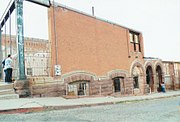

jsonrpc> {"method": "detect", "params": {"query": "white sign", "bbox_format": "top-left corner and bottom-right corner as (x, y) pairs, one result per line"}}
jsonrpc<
(54, 65), (61, 76)
(27, 0), (50, 7)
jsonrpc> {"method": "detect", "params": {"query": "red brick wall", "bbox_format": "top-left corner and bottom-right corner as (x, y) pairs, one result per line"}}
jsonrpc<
(48, 6), (144, 77)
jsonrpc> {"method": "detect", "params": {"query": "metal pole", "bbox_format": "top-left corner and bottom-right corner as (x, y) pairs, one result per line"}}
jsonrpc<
(0, 28), (2, 79)
(53, 0), (58, 65)
(16, 0), (26, 80)
(4, 19), (7, 57)
(9, 10), (12, 55)
(92, 6), (94, 16)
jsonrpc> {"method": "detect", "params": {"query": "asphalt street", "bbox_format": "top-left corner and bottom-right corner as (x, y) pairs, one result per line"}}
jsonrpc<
(0, 96), (180, 122)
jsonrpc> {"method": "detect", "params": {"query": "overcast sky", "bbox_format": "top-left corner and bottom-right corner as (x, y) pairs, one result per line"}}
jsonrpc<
(0, 0), (180, 61)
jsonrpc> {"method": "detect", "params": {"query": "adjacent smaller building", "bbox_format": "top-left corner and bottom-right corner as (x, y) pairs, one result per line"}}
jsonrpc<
(0, 35), (51, 78)
(163, 61), (180, 90)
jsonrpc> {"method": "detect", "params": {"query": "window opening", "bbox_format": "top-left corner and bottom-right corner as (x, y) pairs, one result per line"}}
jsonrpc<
(129, 31), (141, 52)
(133, 76), (139, 88)
(113, 77), (125, 93)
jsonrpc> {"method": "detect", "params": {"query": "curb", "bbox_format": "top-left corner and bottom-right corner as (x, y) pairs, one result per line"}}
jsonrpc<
(0, 102), (114, 114)
(0, 94), (180, 114)
(0, 107), (44, 114)
(114, 94), (180, 104)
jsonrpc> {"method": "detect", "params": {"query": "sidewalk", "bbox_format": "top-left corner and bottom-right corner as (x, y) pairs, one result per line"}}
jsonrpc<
(0, 91), (180, 114)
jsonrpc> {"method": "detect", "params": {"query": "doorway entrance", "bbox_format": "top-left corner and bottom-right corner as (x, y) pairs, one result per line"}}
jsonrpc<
(113, 77), (125, 93)
(146, 66), (154, 92)
(156, 65), (162, 92)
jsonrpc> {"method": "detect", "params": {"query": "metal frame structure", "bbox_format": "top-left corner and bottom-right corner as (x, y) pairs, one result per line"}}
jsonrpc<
(0, 30), (2, 79)
(0, 0), (50, 80)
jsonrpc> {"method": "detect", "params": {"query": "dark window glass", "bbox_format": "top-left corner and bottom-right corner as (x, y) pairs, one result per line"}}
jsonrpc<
(113, 78), (120, 92)
(78, 82), (86, 96)
(133, 76), (139, 88)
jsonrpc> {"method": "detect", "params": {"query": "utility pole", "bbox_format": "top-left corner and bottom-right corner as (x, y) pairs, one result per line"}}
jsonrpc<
(53, 0), (58, 65)
(0, 28), (2, 80)
(16, 0), (26, 80)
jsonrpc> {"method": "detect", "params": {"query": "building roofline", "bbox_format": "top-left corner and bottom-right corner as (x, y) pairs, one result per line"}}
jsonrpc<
(162, 60), (180, 63)
(144, 57), (180, 63)
(53, 2), (142, 34)
(143, 57), (161, 60)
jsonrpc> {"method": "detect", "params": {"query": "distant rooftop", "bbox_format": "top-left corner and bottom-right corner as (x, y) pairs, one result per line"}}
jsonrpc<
(143, 57), (161, 60)
(163, 60), (180, 63)
(1, 34), (48, 42)
(144, 57), (180, 63)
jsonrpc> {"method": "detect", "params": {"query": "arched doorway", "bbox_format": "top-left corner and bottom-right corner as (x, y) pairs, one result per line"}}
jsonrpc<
(130, 60), (145, 95)
(156, 65), (162, 92)
(146, 66), (154, 92)
(132, 66), (144, 95)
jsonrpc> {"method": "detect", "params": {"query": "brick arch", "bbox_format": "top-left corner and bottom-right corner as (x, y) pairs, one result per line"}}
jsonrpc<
(130, 60), (145, 76)
(154, 60), (164, 74)
(144, 61), (154, 70)
(107, 69), (129, 79)
(144, 61), (154, 78)
(61, 70), (97, 83)
(154, 60), (164, 92)
(144, 61), (155, 92)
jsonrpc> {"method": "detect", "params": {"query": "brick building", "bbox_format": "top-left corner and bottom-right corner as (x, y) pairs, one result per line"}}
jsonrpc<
(1, 35), (51, 78)
(47, 3), (178, 98)
(1, 3), (180, 98)
(163, 61), (180, 90)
